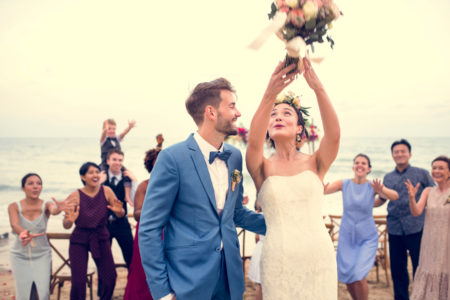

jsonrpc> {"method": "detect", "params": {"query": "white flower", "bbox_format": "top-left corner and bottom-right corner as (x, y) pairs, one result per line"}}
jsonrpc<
(286, 0), (299, 8)
(302, 0), (319, 21)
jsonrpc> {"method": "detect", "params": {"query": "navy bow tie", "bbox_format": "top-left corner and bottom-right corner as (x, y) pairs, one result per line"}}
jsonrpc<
(209, 150), (232, 164)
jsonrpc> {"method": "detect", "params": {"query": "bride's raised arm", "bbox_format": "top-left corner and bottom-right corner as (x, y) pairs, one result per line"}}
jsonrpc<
(246, 62), (297, 190)
(303, 58), (340, 179)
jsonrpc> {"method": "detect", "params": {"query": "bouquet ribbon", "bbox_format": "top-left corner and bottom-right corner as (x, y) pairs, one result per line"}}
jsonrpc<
(249, 11), (324, 71)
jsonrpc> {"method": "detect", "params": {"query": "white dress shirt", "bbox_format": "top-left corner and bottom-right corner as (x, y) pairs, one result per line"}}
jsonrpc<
(194, 132), (229, 215)
(108, 170), (122, 184)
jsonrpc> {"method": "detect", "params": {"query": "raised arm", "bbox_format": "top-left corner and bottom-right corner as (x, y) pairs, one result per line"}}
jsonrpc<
(100, 120), (108, 144)
(246, 62), (297, 190)
(324, 179), (343, 195)
(118, 120), (136, 140)
(405, 180), (430, 216)
(46, 197), (69, 216)
(303, 58), (340, 179)
(370, 179), (399, 200)
(63, 191), (80, 229)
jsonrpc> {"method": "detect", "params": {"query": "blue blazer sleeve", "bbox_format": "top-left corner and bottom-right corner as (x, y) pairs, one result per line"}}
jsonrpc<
(233, 176), (266, 235)
(138, 149), (179, 299)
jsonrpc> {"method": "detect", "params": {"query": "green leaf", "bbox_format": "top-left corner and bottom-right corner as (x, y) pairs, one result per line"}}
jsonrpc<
(326, 35), (335, 49)
(305, 18), (316, 30)
(268, 2), (277, 19)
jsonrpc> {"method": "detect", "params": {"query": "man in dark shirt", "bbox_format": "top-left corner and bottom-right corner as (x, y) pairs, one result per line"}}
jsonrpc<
(103, 148), (135, 267)
(377, 139), (434, 300)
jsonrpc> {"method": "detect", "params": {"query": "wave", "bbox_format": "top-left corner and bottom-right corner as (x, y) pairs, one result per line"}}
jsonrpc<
(0, 185), (18, 192)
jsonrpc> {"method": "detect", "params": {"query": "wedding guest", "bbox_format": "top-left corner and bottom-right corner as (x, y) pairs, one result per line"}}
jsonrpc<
(103, 149), (136, 269)
(98, 149), (136, 297)
(376, 139), (434, 300)
(8, 173), (66, 300)
(63, 162), (124, 300)
(325, 154), (398, 300)
(406, 155), (450, 300)
(99, 118), (135, 212)
(99, 118), (136, 169)
(124, 147), (162, 300)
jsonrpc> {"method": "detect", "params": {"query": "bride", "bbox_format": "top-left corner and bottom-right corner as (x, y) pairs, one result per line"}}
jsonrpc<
(246, 58), (340, 299)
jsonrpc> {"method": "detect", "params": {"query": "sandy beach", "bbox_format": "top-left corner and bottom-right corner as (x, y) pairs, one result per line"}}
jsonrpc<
(0, 257), (399, 300)
(0, 216), (411, 299)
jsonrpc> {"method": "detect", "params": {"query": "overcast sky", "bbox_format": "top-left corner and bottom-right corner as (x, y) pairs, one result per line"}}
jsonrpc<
(1, 0), (449, 141)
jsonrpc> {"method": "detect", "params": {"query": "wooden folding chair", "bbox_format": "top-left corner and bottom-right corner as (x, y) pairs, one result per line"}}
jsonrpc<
(373, 217), (390, 286)
(47, 233), (95, 300)
(328, 214), (342, 250)
(325, 223), (335, 239)
(237, 228), (252, 272)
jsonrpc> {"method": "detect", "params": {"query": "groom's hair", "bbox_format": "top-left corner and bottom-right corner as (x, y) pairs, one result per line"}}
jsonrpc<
(186, 78), (235, 125)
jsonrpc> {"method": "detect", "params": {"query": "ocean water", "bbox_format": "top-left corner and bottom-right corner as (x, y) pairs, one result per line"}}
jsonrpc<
(0, 136), (448, 263)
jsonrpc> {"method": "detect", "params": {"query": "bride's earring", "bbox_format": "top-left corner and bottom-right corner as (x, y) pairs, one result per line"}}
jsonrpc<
(296, 134), (303, 150)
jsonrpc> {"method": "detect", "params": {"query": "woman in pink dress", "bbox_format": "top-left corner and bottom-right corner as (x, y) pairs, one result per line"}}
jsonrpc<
(406, 155), (450, 299)
(124, 147), (161, 300)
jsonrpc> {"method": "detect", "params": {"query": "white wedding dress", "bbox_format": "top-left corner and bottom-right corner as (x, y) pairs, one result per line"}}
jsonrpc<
(258, 170), (337, 299)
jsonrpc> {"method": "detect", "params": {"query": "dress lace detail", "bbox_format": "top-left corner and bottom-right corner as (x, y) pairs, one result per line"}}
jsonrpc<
(411, 187), (450, 300)
(258, 171), (337, 299)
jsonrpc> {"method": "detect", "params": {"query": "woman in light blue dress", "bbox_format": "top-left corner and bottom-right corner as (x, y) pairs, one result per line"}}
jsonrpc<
(8, 173), (66, 300)
(325, 154), (399, 300)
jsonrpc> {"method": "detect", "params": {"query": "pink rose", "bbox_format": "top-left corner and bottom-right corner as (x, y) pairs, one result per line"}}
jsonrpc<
(289, 9), (305, 27)
(276, 0), (287, 9)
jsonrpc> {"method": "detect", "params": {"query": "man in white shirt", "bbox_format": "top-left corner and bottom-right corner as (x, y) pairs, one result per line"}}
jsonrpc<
(139, 78), (266, 300)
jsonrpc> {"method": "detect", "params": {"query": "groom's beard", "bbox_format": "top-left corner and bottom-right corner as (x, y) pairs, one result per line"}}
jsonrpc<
(216, 114), (238, 136)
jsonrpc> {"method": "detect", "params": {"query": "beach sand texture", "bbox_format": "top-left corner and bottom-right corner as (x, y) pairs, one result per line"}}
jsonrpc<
(0, 258), (407, 299)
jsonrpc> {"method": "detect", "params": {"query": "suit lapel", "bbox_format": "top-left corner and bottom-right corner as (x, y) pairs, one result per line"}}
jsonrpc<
(186, 135), (219, 216)
(222, 144), (235, 216)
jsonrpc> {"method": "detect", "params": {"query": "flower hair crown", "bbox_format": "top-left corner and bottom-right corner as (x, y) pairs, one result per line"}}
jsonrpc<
(275, 91), (310, 122)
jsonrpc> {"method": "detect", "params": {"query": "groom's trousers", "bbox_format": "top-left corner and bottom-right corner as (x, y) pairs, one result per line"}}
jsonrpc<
(212, 250), (231, 300)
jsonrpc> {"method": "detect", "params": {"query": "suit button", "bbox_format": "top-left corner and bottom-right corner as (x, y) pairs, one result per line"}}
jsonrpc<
(216, 247), (220, 252)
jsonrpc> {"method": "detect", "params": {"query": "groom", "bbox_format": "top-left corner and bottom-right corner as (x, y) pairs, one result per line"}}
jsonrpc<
(139, 78), (266, 300)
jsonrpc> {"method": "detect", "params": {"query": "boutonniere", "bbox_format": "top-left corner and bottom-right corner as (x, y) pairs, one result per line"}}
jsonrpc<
(231, 170), (242, 192)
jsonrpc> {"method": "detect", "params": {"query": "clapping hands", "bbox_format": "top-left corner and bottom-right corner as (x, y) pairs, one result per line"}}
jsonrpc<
(62, 194), (80, 225)
(63, 203), (80, 224)
(108, 197), (125, 217)
(370, 179), (385, 194)
(404, 179), (420, 199)
(19, 230), (45, 247)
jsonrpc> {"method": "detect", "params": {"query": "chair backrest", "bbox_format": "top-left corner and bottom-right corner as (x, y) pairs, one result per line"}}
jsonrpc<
(374, 218), (388, 251)
(325, 223), (334, 237)
(328, 214), (342, 242)
(47, 233), (72, 279)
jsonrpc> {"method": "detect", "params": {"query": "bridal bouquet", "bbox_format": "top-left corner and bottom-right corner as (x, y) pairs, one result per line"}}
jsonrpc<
(250, 0), (342, 73)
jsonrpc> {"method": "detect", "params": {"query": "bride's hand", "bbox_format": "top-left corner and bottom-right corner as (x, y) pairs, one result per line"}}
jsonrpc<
(303, 56), (324, 92)
(263, 61), (299, 101)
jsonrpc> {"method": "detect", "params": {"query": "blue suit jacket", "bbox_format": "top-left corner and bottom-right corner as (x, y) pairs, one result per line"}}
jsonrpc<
(138, 134), (266, 300)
